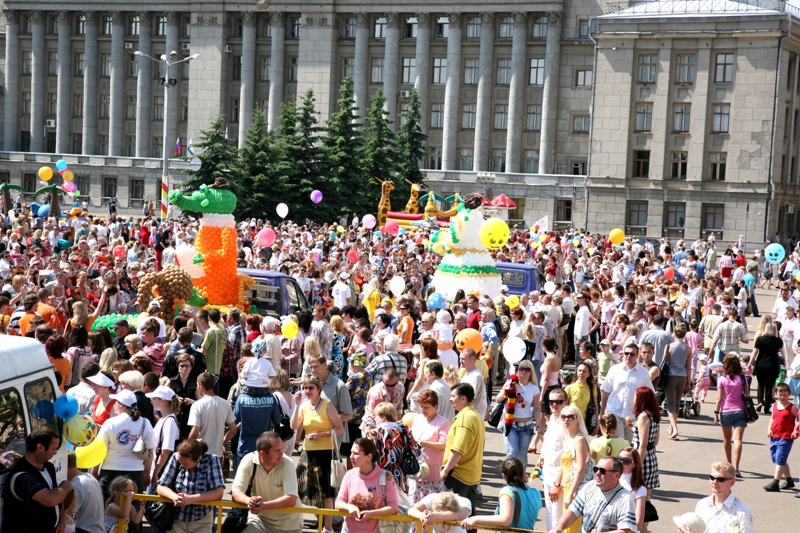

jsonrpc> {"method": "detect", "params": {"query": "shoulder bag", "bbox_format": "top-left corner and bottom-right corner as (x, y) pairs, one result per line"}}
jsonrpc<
(221, 455), (258, 533)
(132, 418), (151, 460)
(330, 430), (347, 488)
(378, 470), (413, 533)
(488, 400), (504, 429)
(399, 425), (420, 477)
(585, 385), (598, 434)
(658, 345), (672, 390)
(144, 459), (176, 530)
(741, 377), (759, 423)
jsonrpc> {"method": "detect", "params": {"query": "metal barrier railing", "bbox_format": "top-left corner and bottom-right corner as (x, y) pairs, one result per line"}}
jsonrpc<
(118, 493), (546, 533)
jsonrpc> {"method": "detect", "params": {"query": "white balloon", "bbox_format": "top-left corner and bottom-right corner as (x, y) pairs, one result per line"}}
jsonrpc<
(389, 276), (406, 298)
(276, 203), (289, 219)
(544, 281), (556, 295)
(503, 337), (526, 364)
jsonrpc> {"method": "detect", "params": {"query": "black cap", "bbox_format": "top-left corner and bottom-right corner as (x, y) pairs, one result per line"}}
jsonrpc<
(113, 319), (129, 329)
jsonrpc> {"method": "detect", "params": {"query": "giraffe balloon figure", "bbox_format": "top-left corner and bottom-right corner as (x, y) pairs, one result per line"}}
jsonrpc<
(404, 180), (426, 214)
(374, 177), (395, 227)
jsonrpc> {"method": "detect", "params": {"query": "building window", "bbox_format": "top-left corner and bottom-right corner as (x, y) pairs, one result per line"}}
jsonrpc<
(573, 115), (590, 133)
(665, 203), (686, 229)
(374, 17), (387, 38)
(21, 132), (30, 152)
(579, 19), (589, 38)
(715, 53), (734, 83)
(462, 104), (476, 129)
(572, 162), (587, 175)
(507, 197), (526, 220)
(48, 15), (58, 35)
(129, 15), (140, 36)
(467, 17), (482, 38)
(556, 199), (572, 221)
(291, 17), (301, 39)
(126, 136), (135, 156)
(530, 58), (545, 86)
(99, 53), (111, 77)
(232, 98), (240, 123)
(182, 97), (189, 121)
(532, 17), (547, 38)
(402, 58), (416, 84)
(22, 92), (31, 115)
(128, 54), (137, 77)
(154, 96), (164, 120)
(460, 148), (474, 170)
(433, 58), (447, 84)
(157, 16), (167, 36)
(497, 59), (511, 85)
(633, 150), (650, 178)
(431, 104), (444, 128)
(184, 17), (192, 37)
(405, 17), (418, 38)
(127, 96), (137, 119)
(343, 18), (357, 38)
(627, 201), (648, 229)
(524, 150), (540, 173)
(464, 59), (479, 85)
(74, 94), (83, 117)
(77, 15), (86, 35)
(232, 55), (242, 80)
(676, 54), (695, 84)
(492, 149), (506, 172)
(671, 151), (688, 179)
(712, 104), (730, 133)
(435, 17), (449, 39)
(639, 55), (657, 83)
(258, 99), (268, 120)
(75, 53), (85, 76)
(702, 204), (724, 231)
(48, 93), (57, 116)
(399, 103), (409, 126)
(708, 152), (727, 181)
(371, 58), (385, 83)
(48, 52), (58, 76)
(103, 16), (112, 35)
(22, 51), (32, 74)
(429, 147), (442, 169)
(635, 103), (653, 132)
(72, 134), (82, 154)
(576, 70), (593, 88)
(261, 56), (271, 81)
(23, 173), (37, 192)
(495, 105), (509, 130)
(499, 17), (513, 38)
(673, 103), (691, 132)
(100, 95), (110, 118)
(103, 176), (117, 199)
(152, 137), (163, 158)
(130, 178), (145, 199)
(342, 57), (354, 79)
(289, 57), (298, 82)
(0, 172), (9, 185)
(99, 135), (109, 155)
(527, 105), (542, 131)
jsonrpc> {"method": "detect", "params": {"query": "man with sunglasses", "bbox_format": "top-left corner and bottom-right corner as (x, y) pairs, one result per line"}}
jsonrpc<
(599, 343), (654, 441)
(549, 456), (635, 533)
(694, 460), (754, 533)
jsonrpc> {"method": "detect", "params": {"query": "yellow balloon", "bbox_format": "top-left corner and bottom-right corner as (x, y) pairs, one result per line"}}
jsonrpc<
(479, 218), (510, 250)
(506, 295), (520, 308)
(38, 166), (53, 181)
(432, 242), (446, 255)
(281, 320), (299, 339)
(609, 228), (625, 245)
(337, 225), (345, 233)
(63, 170), (74, 182)
(74, 438), (108, 469)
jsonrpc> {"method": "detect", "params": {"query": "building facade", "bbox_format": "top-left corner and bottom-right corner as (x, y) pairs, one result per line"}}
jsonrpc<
(0, 0), (797, 244)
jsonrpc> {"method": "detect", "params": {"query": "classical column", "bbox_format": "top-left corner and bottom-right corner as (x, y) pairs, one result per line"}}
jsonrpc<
(505, 12), (527, 173)
(414, 13), (431, 133)
(238, 12), (257, 146)
(267, 12), (285, 131)
(353, 13), (370, 120)
(30, 11), (45, 152)
(56, 11), (73, 153)
(165, 12), (180, 154)
(82, 12), (99, 155)
(474, 13), (495, 171)
(135, 12), (152, 157)
(383, 13), (400, 129)
(442, 13), (462, 171)
(109, 12), (125, 156)
(3, 9), (20, 151)
(538, 11), (561, 174)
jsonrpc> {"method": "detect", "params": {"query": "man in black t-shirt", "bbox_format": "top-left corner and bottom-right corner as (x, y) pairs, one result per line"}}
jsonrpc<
(2, 427), (72, 533)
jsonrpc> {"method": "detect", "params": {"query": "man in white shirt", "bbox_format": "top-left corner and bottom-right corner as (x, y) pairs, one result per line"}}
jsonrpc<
(599, 343), (655, 441)
(331, 272), (352, 309)
(572, 294), (593, 362)
(67, 451), (104, 533)
(458, 348), (487, 418)
(772, 287), (797, 321)
(695, 461), (754, 533)
(188, 372), (237, 458)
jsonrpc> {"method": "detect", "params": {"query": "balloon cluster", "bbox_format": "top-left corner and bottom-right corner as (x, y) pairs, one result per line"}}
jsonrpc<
(92, 312), (149, 331)
(137, 265), (194, 321)
(34, 397), (107, 468)
(194, 226), (242, 305)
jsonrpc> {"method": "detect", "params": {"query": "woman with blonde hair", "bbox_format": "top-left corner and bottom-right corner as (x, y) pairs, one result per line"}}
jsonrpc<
(362, 277), (382, 322)
(553, 404), (591, 533)
(408, 491), (470, 533)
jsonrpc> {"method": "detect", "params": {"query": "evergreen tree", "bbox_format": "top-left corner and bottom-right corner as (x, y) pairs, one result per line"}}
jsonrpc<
(179, 115), (244, 198)
(395, 87), (428, 193)
(362, 90), (397, 193)
(237, 107), (278, 220)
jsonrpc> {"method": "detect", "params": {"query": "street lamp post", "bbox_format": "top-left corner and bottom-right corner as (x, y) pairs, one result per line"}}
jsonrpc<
(134, 50), (200, 221)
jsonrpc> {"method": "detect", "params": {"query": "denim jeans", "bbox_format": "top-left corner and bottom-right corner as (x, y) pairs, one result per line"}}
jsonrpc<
(503, 423), (535, 470)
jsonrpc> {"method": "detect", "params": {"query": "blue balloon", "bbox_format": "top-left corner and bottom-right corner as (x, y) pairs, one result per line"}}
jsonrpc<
(375, 231), (382, 238)
(55, 159), (68, 171)
(54, 394), (79, 420)
(37, 204), (50, 218)
(427, 292), (446, 310)
(399, 228), (406, 235)
(33, 400), (55, 422)
(765, 243), (786, 265)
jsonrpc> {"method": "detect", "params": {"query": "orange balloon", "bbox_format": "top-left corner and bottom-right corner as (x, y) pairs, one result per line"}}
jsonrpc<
(455, 329), (483, 353)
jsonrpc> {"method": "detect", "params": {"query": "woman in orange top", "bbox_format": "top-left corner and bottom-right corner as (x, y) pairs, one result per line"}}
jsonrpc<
(46, 335), (72, 393)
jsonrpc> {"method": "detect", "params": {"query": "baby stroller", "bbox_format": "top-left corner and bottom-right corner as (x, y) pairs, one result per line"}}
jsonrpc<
(679, 388), (701, 419)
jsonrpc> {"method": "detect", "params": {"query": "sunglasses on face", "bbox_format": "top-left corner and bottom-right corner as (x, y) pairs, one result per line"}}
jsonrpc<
(560, 414), (577, 421)
(593, 466), (619, 475)
(384, 381), (399, 388)
(549, 399), (565, 405)
(623, 352), (637, 357)
(518, 367), (532, 373)
(617, 456), (634, 465)
(709, 475), (733, 483)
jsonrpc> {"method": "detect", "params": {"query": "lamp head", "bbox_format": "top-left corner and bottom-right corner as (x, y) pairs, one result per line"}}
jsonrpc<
(169, 50), (178, 58)
(189, 54), (201, 60)
(160, 54), (167, 61)
(134, 51), (143, 56)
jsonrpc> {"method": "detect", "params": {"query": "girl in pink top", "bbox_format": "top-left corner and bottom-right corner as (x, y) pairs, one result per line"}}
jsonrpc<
(713, 354), (749, 477)
(684, 319), (702, 377)
(336, 438), (399, 533)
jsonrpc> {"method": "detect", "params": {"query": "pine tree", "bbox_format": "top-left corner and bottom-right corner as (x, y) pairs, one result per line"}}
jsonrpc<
(362, 90), (397, 188)
(237, 107), (278, 220)
(179, 115), (244, 198)
(395, 87), (428, 191)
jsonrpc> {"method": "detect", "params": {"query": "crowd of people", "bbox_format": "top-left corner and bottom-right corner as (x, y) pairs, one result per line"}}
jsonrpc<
(2, 201), (798, 533)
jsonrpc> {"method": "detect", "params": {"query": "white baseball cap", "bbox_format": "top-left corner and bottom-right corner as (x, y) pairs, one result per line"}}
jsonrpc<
(109, 389), (138, 408)
(145, 385), (176, 401)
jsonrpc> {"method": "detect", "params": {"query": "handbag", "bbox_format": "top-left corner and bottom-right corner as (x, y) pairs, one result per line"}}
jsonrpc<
(742, 378), (759, 423)
(488, 401), (504, 429)
(400, 426), (420, 477)
(644, 500), (660, 522)
(787, 375), (800, 396)
(330, 431), (347, 488)
(378, 470), (413, 533)
(221, 455), (258, 533)
(132, 418), (151, 460)
(585, 385), (597, 434)
(658, 345), (672, 390)
(145, 457), (177, 531)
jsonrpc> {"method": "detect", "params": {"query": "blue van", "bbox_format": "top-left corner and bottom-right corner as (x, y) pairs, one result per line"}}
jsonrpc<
(496, 262), (544, 297)
(239, 269), (310, 317)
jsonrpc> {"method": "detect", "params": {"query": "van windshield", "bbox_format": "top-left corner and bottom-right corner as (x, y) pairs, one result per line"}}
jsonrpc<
(25, 378), (58, 434)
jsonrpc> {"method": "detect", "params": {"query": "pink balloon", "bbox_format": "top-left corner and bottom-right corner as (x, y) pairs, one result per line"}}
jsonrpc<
(258, 227), (276, 248)
(385, 220), (399, 235)
(61, 181), (77, 193)
(347, 250), (360, 263)
(310, 190), (323, 204)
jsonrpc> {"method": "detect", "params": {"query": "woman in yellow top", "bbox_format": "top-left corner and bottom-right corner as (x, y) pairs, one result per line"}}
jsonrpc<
(555, 405), (591, 533)
(565, 362), (599, 435)
(362, 278), (382, 322)
(291, 374), (344, 533)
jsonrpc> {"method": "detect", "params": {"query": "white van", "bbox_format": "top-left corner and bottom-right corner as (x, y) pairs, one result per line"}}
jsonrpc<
(0, 337), (68, 529)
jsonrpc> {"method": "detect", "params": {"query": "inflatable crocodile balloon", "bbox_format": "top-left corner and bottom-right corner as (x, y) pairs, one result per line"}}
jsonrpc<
(168, 178), (254, 310)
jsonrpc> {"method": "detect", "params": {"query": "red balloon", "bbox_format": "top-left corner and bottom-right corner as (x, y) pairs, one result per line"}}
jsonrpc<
(379, 226), (386, 233)
(664, 267), (675, 280)
(347, 249), (360, 263)
(385, 220), (399, 235)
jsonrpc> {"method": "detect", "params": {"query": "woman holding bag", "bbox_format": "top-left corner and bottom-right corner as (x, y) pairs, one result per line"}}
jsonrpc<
(366, 402), (422, 492)
(662, 323), (691, 440)
(291, 375), (344, 533)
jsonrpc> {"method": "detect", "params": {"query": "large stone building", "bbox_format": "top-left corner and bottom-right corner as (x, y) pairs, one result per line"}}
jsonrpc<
(0, 0), (797, 246)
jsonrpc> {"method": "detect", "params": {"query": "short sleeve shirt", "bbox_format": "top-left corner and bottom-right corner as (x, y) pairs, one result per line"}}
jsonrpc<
(569, 482), (637, 532)
(232, 452), (302, 531)
(444, 405), (485, 486)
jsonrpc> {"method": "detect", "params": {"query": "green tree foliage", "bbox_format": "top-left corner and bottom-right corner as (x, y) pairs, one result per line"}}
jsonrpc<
(362, 90), (397, 198)
(179, 115), (244, 198)
(236, 107), (277, 220)
(395, 87), (428, 198)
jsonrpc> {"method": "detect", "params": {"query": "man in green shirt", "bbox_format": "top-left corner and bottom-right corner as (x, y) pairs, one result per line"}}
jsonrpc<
(202, 308), (227, 376)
